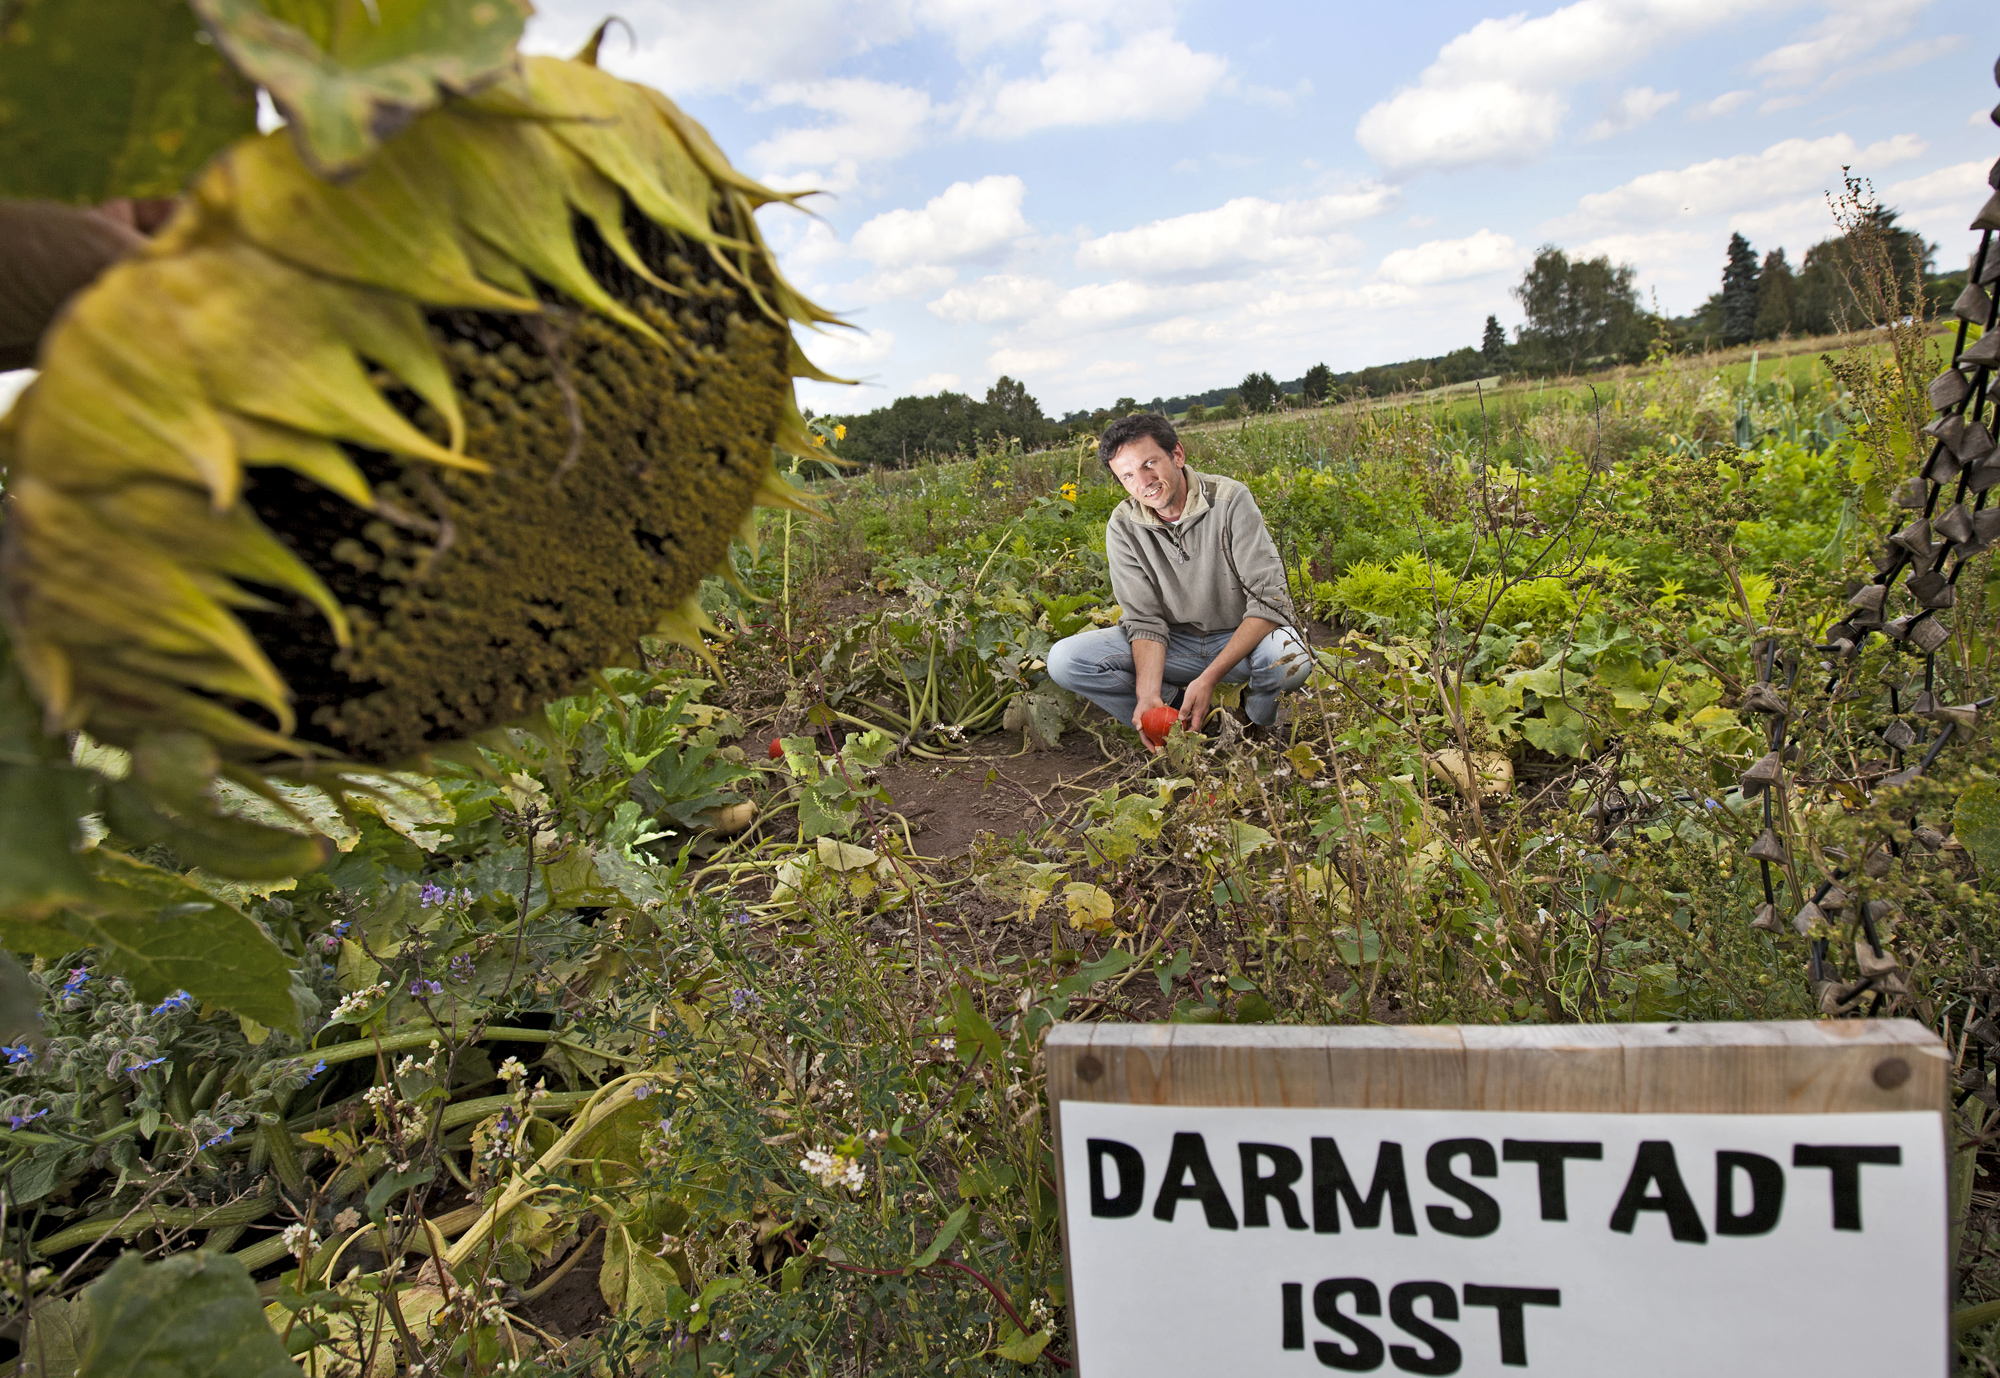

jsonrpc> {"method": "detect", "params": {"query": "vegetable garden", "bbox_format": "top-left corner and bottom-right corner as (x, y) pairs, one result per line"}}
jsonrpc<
(2, 7), (2000, 1375)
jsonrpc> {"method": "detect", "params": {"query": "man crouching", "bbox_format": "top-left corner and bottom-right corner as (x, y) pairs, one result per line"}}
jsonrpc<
(1046, 413), (1311, 749)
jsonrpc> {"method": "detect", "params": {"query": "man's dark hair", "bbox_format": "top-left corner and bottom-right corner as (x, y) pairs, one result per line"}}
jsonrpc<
(1098, 413), (1181, 468)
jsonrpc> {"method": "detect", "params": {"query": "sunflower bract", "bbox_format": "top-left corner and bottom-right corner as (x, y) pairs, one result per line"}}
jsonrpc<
(0, 54), (838, 767)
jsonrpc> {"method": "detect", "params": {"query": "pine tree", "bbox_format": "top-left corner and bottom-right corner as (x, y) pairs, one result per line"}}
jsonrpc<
(1721, 232), (1760, 346)
(1752, 248), (1795, 341)
(1480, 315), (1509, 370)
(1238, 372), (1280, 412)
(1301, 362), (1334, 403)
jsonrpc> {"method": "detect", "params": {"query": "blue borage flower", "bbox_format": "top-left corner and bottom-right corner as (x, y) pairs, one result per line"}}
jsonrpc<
(202, 1127), (233, 1149)
(1, 1043), (35, 1067)
(126, 1057), (168, 1074)
(150, 991), (193, 1016)
(9, 1108), (48, 1129)
(58, 968), (87, 999)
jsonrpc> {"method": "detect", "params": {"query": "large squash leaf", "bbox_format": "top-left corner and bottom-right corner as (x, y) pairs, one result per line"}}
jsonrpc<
(77, 1250), (298, 1378)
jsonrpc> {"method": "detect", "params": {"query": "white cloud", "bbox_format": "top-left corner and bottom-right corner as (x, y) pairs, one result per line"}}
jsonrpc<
(1075, 188), (1393, 280)
(1584, 87), (1679, 141)
(802, 325), (897, 377)
(1376, 230), (1525, 286)
(1883, 160), (1992, 211)
(846, 265), (960, 302)
(524, 0), (915, 96)
(927, 275), (1060, 323)
(958, 24), (1227, 137)
(1747, 0), (1931, 89)
(1355, 0), (1750, 173)
(749, 79), (935, 193)
(1687, 89), (1753, 120)
(1550, 132), (1927, 235)
(851, 176), (1031, 267)
(910, 0), (1160, 56)
(988, 346), (1072, 375)
(906, 371), (964, 394)
(1054, 280), (1159, 330)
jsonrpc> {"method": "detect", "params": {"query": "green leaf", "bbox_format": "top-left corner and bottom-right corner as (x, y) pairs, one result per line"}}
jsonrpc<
(77, 1250), (298, 1378)
(53, 850), (301, 1032)
(0, 0), (257, 201)
(189, 0), (529, 178)
(950, 985), (1004, 1070)
(911, 1205), (970, 1269)
(1957, 782), (2000, 876)
(0, 762), (102, 916)
(598, 1222), (683, 1325)
(995, 1324), (1052, 1362)
(1521, 699), (1590, 759)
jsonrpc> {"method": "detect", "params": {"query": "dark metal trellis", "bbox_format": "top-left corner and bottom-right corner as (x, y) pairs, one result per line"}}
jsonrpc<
(1742, 57), (2000, 1019)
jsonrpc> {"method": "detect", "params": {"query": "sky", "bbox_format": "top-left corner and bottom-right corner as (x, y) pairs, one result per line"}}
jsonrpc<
(520, 0), (1995, 418)
(0, 1), (1988, 425)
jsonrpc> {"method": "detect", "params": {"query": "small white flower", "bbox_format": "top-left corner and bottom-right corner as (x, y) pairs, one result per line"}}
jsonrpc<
(497, 1057), (527, 1082)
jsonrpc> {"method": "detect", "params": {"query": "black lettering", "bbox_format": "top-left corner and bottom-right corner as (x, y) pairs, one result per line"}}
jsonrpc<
(1462, 1284), (1560, 1367)
(1284, 1282), (1305, 1350)
(1608, 1140), (1708, 1243)
(1714, 1151), (1785, 1236)
(1313, 1138), (1417, 1235)
(1242, 1143), (1308, 1229)
(1500, 1140), (1603, 1221)
(1152, 1132), (1239, 1229)
(1088, 1139), (1145, 1218)
(1388, 1281), (1461, 1375)
(1313, 1278), (1385, 1371)
(1424, 1139), (1500, 1238)
(1792, 1144), (1901, 1231)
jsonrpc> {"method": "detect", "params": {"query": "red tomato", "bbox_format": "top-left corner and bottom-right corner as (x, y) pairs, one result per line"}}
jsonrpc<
(1140, 705), (1180, 746)
(768, 738), (784, 759)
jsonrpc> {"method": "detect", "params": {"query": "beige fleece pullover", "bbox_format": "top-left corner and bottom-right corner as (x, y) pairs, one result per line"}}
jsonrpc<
(1103, 467), (1297, 646)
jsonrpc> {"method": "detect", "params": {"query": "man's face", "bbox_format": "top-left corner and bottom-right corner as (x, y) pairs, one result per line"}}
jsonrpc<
(1107, 437), (1188, 514)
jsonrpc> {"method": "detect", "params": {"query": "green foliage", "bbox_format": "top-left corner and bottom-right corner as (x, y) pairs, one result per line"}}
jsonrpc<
(77, 1250), (297, 1378)
(190, 0), (530, 177)
(0, 0), (257, 201)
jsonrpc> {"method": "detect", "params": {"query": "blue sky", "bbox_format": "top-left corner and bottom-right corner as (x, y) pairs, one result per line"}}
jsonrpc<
(525, 0), (1994, 418)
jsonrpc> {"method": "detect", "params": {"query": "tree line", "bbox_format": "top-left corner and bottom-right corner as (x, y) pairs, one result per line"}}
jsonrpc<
(826, 200), (1947, 465)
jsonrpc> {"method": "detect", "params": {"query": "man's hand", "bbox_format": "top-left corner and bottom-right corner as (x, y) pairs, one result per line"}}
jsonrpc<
(1132, 692), (1168, 753)
(1181, 677), (1216, 733)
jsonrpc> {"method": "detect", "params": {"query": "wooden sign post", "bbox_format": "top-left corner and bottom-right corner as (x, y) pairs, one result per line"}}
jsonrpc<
(1048, 1021), (1948, 1376)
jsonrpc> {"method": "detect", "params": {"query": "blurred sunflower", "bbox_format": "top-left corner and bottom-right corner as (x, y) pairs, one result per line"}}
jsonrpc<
(0, 48), (840, 768)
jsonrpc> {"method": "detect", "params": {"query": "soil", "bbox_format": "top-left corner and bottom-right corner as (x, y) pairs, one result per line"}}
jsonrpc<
(873, 732), (1117, 859)
(519, 1230), (609, 1341)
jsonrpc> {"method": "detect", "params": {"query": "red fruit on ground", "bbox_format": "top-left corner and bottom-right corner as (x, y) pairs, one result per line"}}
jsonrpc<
(768, 738), (784, 759)
(1140, 705), (1180, 746)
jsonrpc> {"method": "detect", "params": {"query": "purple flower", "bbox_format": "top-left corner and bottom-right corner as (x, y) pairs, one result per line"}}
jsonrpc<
(59, 968), (88, 999)
(449, 953), (475, 983)
(126, 1057), (167, 1074)
(730, 988), (760, 1012)
(2, 1043), (35, 1067)
(307, 1060), (327, 1080)
(410, 980), (443, 997)
(202, 1127), (234, 1149)
(150, 991), (193, 1016)
(9, 1109), (47, 1130)
(729, 910), (753, 927)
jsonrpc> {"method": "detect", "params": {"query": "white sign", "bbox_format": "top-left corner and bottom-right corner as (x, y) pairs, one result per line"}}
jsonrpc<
(1060, 1102), (1945, 1376)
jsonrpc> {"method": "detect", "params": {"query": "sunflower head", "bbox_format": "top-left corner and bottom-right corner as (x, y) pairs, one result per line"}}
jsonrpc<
(1, 52), (841, 769)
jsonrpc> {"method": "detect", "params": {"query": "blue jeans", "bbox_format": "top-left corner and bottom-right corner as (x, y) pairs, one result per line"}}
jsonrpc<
(1044, 625), (1313, 728)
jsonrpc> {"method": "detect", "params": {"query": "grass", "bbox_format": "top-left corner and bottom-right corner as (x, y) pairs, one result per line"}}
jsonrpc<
(10, 325), (2000, 1375)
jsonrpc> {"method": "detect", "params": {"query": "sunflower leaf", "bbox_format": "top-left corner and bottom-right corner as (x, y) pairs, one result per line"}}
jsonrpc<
(190, 0), (530, 178)
(0, 0), (257, 201)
